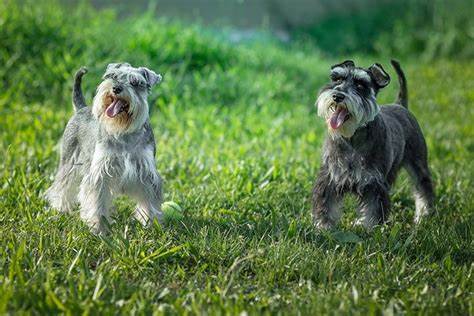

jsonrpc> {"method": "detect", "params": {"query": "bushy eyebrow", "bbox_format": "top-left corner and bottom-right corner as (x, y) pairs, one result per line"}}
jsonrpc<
(353, 69), (372, 83)
(331, 67), (348, 78)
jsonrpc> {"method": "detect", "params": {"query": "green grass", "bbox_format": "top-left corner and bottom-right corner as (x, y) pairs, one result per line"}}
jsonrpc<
(0, 1), (473, 314)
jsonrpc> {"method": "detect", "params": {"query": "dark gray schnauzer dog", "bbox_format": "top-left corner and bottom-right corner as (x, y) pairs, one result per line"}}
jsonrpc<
(46, 63), (163, 233)
(313, 60), (434, 229)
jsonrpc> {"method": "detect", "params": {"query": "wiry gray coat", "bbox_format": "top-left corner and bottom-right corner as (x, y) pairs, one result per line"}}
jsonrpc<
(46, 64), (163, 233)
(313, 60), (434, 228)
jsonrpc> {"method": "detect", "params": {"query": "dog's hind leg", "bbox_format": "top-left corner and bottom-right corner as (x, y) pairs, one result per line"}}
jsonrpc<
(45, 163), (80, 213)
(404, 160), (434, 223)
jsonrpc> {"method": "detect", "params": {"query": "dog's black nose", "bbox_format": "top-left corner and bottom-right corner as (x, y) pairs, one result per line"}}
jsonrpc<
(332, 92), (345, 103)
(113, 86), (122, 94)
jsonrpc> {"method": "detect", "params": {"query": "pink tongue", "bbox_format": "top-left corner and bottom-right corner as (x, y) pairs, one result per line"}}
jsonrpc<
(330, 107), (349, 129)
(105, 99), (126, 118)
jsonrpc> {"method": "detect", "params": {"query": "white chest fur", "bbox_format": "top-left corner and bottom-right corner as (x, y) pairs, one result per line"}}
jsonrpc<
(89, 143), (156, 194)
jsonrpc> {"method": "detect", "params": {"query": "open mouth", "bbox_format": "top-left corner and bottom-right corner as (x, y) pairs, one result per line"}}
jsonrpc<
(105, 95), (129, 118)
(328, 104), (351, 129)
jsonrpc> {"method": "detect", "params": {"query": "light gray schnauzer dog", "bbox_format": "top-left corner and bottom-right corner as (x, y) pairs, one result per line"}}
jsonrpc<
(313, 60), (434, 229)
(46, 63), (163, 233)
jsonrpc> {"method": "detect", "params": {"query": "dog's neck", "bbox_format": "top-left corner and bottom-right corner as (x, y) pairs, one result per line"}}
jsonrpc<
(99, 120), (149, 145)
(350, 123), (371, 147)
(333, 114), (380, 150)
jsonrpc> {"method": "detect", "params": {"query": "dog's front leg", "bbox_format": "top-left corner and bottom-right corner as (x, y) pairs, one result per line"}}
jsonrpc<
(129, 169), (163, 227)
(355, 180), (390, 229)
(78, 173), (112, 234)
(312, 166), (342, 229)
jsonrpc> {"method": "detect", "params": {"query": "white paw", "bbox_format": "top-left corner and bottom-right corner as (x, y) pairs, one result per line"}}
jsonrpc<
(314, 219), (334, 230)
(414, 211), (429, 224)
(87, 218), (108, 235)
(353, 216), (377, 230)
(134, 207), (163, 227)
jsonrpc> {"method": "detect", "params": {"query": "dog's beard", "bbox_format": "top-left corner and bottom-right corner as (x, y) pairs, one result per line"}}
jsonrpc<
(92, 80), (149, 135)
(316, 89), (379, 138)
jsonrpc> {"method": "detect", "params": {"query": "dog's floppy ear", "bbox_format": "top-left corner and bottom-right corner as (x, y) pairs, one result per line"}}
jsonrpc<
(331, 60), (355, 70)
(368, 63), (390, 88)
(139, 67), (162, 87)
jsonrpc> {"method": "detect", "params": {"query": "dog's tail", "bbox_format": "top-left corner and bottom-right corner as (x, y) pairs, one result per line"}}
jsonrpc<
(72, 67), (88, 111)
(390, 59), (408, 108)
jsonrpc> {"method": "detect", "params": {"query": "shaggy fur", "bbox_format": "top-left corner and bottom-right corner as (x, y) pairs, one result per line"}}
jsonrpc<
(313, 60), (434, 229)
(45, 63), (163, 233)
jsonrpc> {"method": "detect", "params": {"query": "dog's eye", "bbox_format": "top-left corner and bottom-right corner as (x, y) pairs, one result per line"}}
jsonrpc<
(130, 78), (146, 88)
(355, 80), (366, 89)
(331, 75), (343, 83)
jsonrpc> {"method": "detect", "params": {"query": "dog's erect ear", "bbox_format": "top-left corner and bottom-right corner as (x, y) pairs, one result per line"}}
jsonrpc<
(331, 60), (355, 70)
(139, 67), (162, 87)
(368, 63), (390, 88)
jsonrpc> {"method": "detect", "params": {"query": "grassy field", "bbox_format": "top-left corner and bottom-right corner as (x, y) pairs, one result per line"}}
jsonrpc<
(1, 1), (473, 314)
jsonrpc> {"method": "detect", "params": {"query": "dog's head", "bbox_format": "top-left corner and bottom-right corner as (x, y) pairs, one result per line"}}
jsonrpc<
(92, 63), (162, 134)
(315, 60), (390, 138)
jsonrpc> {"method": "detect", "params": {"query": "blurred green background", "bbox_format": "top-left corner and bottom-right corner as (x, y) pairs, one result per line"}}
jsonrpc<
(1, 0), (473, 107)
(83, 0), (474, 58)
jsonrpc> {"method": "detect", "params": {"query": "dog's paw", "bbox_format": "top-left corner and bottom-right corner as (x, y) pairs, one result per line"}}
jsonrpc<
(313, 219), (334, 231)
(353, 216), (380, 230)
(353, 217), (365, 227)
(89, 222), (109, 235)
(414, 211), (430, 224)
(83, 215), (110, 235)
(134, 207), (163, 227)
